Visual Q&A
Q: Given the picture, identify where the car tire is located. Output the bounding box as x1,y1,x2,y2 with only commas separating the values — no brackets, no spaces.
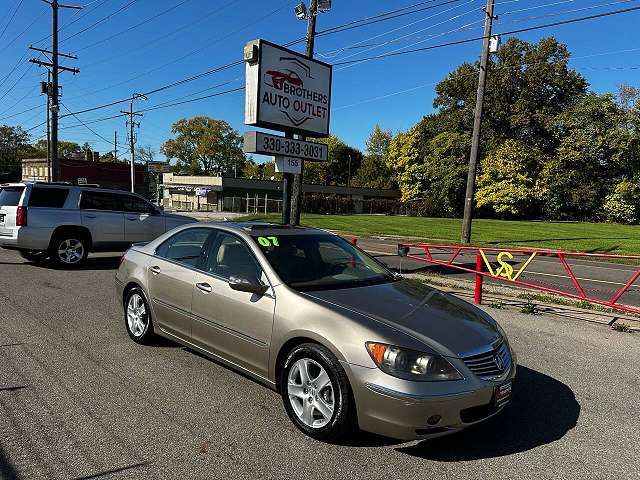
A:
49,233,89,267
19,250,48,263
280,343,356,442
124,287,155,344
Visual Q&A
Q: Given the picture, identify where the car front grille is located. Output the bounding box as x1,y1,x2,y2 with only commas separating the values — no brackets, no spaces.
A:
461,341,511,380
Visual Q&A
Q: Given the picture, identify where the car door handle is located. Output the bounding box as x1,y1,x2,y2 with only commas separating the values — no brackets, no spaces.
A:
127,217,138,221
150,266,161,275
196,282,212,293
86,215,97,219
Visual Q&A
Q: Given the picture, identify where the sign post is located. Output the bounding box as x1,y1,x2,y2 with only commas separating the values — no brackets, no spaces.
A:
243,39,332,224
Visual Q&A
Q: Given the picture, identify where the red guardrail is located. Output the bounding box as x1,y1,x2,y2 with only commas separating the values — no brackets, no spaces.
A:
397,243,640,315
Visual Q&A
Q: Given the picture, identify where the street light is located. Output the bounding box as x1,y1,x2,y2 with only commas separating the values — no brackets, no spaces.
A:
317,0,331,12
294,0,331,20
294,2,307,19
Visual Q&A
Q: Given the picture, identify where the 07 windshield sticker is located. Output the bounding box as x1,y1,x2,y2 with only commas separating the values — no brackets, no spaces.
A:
257,236,279,247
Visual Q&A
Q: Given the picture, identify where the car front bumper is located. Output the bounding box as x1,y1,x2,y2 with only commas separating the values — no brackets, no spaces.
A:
344,360,517,441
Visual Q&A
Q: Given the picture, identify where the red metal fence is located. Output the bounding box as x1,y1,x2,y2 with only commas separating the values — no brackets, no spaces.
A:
397,243,640,315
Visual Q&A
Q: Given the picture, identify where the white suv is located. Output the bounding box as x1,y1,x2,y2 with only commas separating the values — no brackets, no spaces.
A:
0,182,196,266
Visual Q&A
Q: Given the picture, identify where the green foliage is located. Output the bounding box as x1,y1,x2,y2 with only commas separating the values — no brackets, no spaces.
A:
0,125,35,180
602,179,640,224
388,129,470,216
302,135,363,186
352,125,395,189
539,93,639,220
434,37,588,153
476,139,543,218
243,159,279,181
161,116,245,176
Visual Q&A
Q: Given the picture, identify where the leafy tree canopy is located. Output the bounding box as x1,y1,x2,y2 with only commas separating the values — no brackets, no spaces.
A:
161,116,245,176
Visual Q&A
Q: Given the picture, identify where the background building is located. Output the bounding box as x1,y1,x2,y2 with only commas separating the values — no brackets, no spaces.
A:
22,158,148,194
162,173,400,214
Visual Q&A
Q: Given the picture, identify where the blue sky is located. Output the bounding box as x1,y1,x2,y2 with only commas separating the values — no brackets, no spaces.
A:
1,0,640,163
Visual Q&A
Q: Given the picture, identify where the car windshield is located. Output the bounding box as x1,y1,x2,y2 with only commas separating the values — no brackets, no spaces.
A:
252,232,395,291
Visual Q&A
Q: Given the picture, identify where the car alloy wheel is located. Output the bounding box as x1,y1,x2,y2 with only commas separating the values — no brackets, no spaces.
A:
127,293,149,338
57,238,85,265
281,343,356,441
287,358,335,428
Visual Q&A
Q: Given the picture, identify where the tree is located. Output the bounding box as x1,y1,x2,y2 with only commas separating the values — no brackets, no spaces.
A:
540,93,638,220
352,125,395,189
0,125,33,181
33,139,83,158
433,37,588,153
135,145,156,164
313,135,363,186
161,116,245,176
475,140,543,218
602,179,640,224
243,158,279,180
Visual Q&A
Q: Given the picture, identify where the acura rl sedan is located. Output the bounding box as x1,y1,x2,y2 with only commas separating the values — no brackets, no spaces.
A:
115,222,516,441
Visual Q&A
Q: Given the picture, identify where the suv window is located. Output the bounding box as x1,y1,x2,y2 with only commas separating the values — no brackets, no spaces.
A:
80,191,123,211
122,195,156,214
0,187,24,206
28,187,69,208
205,233,262,282
156,228,212,267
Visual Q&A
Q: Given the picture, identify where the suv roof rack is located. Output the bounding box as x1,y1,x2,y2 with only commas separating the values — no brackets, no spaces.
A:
31,181,73,185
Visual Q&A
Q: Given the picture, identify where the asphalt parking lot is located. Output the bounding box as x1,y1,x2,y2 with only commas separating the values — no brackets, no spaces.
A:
1,248,639,480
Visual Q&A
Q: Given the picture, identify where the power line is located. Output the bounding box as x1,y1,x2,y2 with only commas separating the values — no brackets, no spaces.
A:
316,0,469,37
73,0,192,53
332,4,640,66
23,0,640,127
59,0,137,44
328,1,480,63
0,0,25,42
30,0,114,45
60,102,113,144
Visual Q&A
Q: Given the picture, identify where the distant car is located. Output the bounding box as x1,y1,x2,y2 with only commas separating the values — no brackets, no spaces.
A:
0,182,196,267
115,222,516,441
265,69,303,89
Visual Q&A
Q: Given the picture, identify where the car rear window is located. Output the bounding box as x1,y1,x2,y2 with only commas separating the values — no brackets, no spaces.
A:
28,187,69,208
0,187,24,206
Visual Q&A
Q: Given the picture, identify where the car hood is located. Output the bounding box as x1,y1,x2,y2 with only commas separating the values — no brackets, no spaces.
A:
303,279,502,357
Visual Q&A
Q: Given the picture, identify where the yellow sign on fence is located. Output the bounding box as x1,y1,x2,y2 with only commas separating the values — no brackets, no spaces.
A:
479,250,536,282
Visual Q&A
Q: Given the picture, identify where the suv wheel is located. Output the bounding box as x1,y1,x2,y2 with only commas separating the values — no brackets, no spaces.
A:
50,234,88,267
124,288,154,344
280,343,356,442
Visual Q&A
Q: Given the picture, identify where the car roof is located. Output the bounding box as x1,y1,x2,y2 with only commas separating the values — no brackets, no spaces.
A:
209,221,327,236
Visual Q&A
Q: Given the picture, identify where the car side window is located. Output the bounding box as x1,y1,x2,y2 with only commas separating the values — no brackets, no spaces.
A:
155,228,213,268
122,195,156,214
28,187,69,208
205,233,262,283
79,191,124,211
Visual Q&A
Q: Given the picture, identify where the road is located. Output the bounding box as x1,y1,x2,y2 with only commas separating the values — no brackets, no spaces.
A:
354,237,640,308
1,247,639,480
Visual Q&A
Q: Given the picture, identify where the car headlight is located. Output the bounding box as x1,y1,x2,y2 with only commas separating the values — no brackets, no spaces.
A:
365,342,462,382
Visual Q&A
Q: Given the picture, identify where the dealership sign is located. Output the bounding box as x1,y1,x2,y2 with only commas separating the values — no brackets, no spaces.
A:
243,131,328,162
244,39,332,137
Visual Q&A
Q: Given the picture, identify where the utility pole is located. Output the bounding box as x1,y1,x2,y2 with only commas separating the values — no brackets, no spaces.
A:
113,131,118,161
290,0,318,225
33,1,81,181
461,0,495,244
121,101,143,192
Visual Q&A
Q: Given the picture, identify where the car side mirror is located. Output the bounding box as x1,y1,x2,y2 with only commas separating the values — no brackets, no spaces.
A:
228,276,269,295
